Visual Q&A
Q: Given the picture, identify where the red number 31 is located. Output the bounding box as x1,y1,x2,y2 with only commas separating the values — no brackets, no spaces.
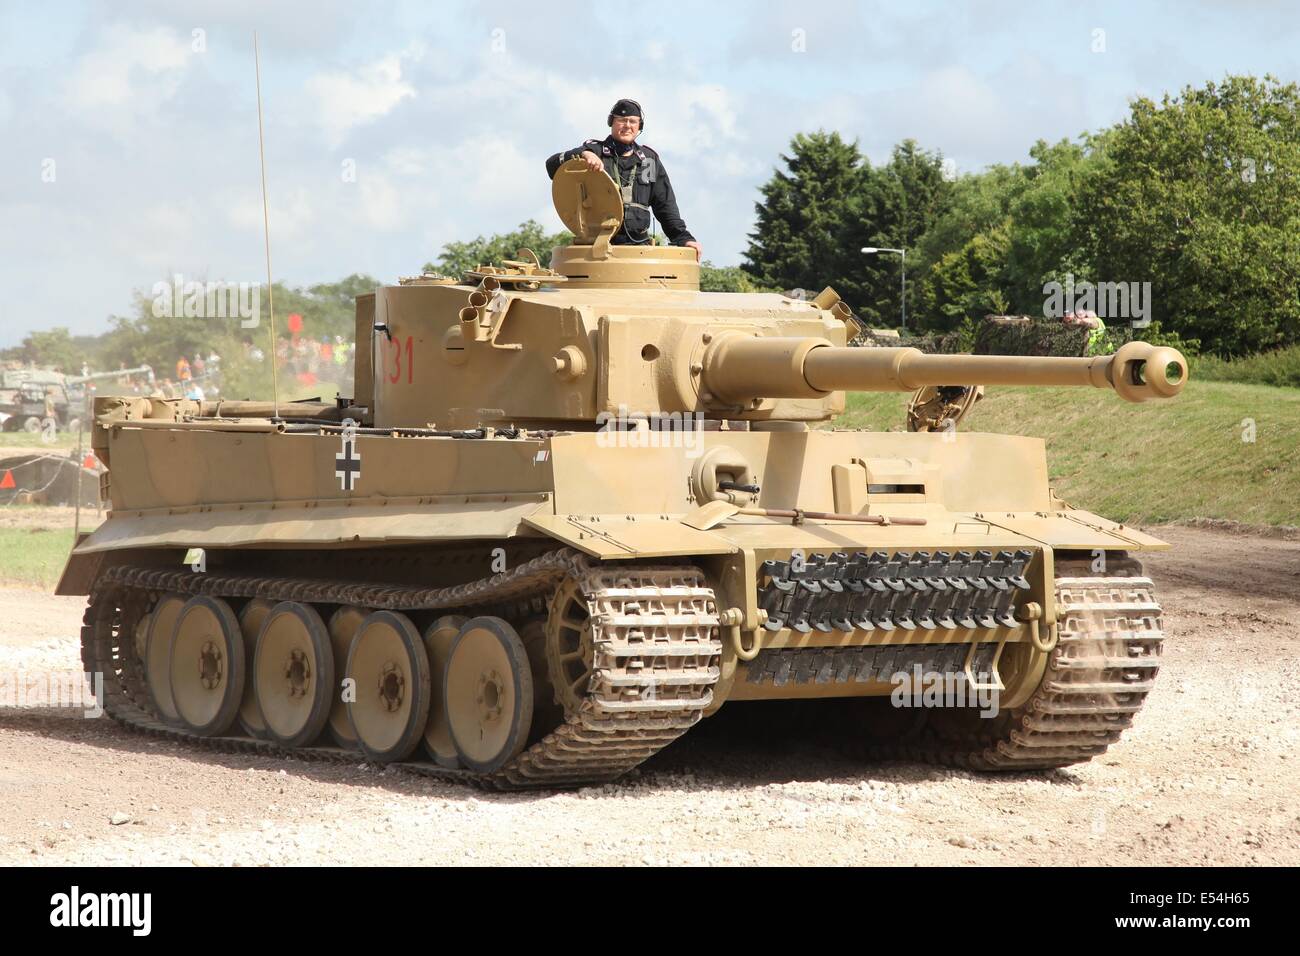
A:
386,335,413,384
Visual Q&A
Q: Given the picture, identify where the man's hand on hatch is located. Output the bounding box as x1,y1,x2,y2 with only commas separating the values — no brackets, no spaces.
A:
580,150,604,173
684,240,702,261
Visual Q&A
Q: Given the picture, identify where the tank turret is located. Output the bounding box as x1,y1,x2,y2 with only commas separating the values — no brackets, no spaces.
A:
359,160,1185,429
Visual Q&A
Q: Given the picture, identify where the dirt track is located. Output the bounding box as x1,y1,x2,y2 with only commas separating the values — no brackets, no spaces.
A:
1,524,1297,866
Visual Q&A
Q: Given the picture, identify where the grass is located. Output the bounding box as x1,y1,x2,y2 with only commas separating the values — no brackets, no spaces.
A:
0,431,78,451
0,527,78,590
1192,344,1300,389
838,379,1300,526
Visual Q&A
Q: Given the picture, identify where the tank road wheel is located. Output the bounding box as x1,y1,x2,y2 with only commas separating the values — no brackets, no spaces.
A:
254,602,334,748
144,593,186,723
327,606,367,750
421,614,467,768
169,596,244,736
543,577,595,715
236,599,274,739
444,617,534,774
132,611,152,663
345,611,431,763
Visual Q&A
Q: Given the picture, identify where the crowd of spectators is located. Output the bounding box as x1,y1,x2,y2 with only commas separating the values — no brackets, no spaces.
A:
275,335,353,389
153,335,352,400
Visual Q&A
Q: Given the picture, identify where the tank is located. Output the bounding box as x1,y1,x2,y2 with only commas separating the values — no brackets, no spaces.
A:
58,160,1187,788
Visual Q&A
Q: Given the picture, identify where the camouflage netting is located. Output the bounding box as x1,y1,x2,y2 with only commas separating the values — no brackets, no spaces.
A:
972,315,1132,357
853,328,966,354
852,316,1136,356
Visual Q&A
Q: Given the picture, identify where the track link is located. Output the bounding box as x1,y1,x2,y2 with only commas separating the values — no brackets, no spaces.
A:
860,563,1164,770
83,551,721,790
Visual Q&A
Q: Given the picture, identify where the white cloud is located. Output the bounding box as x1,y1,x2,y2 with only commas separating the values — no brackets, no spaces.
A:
361,138,537,238
357,173,405,230
307,51,418,146
227,187,318,246
62,24,190,111
383,146,431,176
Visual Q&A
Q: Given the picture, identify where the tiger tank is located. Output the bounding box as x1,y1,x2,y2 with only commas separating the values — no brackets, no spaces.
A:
58,160,1188,788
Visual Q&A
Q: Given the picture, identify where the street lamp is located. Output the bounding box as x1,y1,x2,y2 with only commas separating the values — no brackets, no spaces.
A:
861,246,906,331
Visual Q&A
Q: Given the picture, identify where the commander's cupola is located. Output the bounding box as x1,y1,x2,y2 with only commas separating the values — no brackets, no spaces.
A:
548,159,700,291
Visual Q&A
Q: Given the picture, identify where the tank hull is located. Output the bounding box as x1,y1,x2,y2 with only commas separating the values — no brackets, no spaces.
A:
61,416,1166,787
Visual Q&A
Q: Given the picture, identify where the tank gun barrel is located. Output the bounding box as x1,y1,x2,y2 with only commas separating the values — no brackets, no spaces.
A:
66,364,154,386
701,336,1187,404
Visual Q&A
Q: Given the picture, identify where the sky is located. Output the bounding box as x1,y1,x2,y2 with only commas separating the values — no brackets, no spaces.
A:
2,0,1300,347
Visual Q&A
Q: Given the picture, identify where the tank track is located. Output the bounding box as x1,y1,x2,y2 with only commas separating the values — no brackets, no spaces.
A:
859,560,1164,770
81,550,721,791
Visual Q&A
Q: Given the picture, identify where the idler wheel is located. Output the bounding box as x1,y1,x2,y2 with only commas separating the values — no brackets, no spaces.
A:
236,599,274,738
254,602,334,748
144,593,186,723
327,605,368,750
444,617,534,774
421,614,467,767
345,611,430,763
169,596,244,736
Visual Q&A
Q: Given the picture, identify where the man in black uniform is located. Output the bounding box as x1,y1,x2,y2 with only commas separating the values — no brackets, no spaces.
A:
545,98,701,259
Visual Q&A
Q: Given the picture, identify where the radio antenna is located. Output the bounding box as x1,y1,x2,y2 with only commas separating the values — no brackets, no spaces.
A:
253,31,281,418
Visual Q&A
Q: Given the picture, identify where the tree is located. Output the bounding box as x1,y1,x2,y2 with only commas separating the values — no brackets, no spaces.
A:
742,131,868,306
1005,137,1102,308
908,140,1106,330
927,221,1015,325
911,162,1026,328
425,220,572,277
699,262,767,293
1076,74,1300,354
308,274,385,307
744,134,956,326
850,140,953,326
2,327,88,372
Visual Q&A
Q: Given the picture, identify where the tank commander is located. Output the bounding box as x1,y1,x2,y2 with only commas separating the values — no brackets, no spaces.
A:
545,98,702,260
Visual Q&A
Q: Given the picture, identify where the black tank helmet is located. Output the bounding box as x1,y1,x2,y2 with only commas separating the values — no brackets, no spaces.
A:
607,97,643,131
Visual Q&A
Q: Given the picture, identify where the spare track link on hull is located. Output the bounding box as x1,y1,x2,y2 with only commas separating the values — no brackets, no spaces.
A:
82,550,722,791
862,565,1164,770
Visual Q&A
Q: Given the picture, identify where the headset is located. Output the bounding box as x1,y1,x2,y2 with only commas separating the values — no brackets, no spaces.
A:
607,98,644,131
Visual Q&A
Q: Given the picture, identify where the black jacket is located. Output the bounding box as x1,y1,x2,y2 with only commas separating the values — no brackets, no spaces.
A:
546,136,695,246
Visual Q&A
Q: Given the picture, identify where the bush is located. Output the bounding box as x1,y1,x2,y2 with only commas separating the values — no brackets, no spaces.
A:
1130,321,1200,355
969,316,1203,358
1192,345,1300,388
